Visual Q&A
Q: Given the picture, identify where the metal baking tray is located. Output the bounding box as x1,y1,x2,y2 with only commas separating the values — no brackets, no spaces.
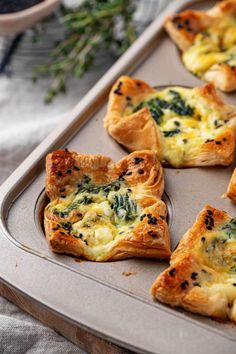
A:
1,1,236,353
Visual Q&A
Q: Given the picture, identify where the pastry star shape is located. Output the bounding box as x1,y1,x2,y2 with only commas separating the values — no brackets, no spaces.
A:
104,75,236,168
44,149,171,261
151,205,236,322
165,0,236,92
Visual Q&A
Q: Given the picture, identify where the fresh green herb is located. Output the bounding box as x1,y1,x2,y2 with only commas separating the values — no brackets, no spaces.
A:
222,218,236,238
133,97,168,124
168,90,194,116
113,193,137,221
34,0,136,103
61,222,72,233
163,128,181,137
230,265,236,273
76,180,121,195
53,195,93,216
133,90,194,126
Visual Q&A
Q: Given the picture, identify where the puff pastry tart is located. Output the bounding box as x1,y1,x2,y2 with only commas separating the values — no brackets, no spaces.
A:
151,205,236,322
227,168,236,203
104,75,236,168
44,149,171,261
165,0,236,92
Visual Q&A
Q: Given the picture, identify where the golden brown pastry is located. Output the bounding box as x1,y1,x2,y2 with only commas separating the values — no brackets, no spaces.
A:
44,149,171,261
165,0,236,92
227,168,236,203
104,76,236,168
151,205,236,323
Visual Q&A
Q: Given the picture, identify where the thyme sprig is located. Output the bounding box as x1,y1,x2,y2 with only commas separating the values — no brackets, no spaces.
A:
34,0,136,103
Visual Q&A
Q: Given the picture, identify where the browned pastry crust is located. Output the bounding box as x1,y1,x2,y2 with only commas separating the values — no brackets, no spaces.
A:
151,205,236,322
44,149,171,261
165,0,236,92
227,168,236,203
165,10,211,52
104,76,236,168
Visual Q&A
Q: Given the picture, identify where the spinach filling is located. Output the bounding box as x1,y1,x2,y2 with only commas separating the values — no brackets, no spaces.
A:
53,195,94,217
76,178,121,195
112,193,138,221
53,176,138,223
133,90,194,127
221,218,236,239
201,219,236,271
163,128,181,137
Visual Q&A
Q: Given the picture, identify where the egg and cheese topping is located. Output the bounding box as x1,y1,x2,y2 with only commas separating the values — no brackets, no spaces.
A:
193,215,236,303
183,14,236,78
124,86,226,167
47,177,143,261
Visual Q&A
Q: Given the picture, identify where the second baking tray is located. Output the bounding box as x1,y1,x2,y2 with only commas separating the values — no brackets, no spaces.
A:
1,0,236,353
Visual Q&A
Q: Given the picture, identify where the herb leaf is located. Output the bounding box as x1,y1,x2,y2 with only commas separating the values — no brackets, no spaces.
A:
34,0,137,103
113,193,138,221
133,89,194,126
163,128,181,137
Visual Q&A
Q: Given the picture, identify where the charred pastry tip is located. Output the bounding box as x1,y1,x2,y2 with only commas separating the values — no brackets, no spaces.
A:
206,226,213,230
173,16,181,22
125,170,132,176
140,214,146,221
147,215,158,225
114,81,123,96
148,231,158,238
133,157,144,164
169,268,176,277
193,282,201,287
180,280,189,290
191,272,198,280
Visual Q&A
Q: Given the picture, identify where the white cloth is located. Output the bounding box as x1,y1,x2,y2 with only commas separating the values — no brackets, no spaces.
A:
0,297,84,353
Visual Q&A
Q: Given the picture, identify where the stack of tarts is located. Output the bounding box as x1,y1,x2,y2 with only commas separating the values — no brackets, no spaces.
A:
44,0,236,326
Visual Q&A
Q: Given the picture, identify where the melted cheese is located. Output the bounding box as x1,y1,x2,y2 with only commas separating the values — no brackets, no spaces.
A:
183,15,236,77
124,86,226,167
47,181,143,261
193,219,236,306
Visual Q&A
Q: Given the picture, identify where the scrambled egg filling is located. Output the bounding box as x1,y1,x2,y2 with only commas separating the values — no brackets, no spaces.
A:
183,15,236,77
124,86,226,167
194,217,236,304
47,178,142,260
